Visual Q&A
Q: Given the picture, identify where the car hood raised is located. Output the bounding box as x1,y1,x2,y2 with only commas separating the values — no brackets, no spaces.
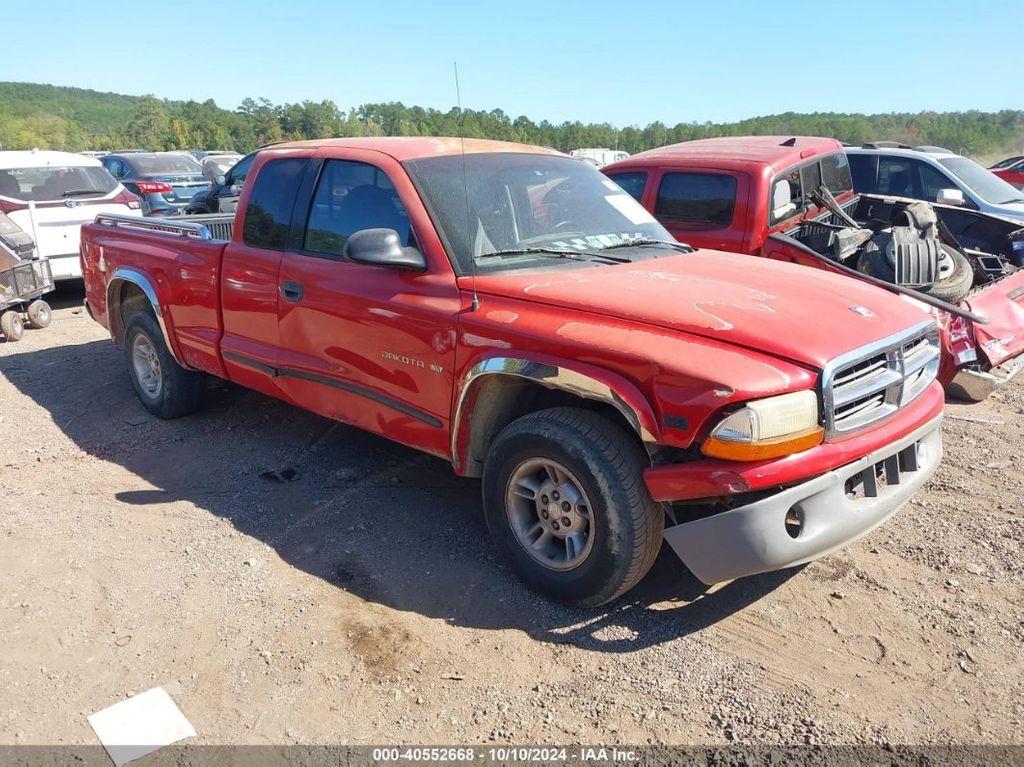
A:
470,250,933,370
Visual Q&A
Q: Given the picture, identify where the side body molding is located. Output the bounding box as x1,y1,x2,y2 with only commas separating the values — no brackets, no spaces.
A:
105,267,189,368
451,356,659,469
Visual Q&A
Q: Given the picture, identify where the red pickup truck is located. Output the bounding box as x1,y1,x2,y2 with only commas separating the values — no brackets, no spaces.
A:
604,137,1024,401
81,137,944,607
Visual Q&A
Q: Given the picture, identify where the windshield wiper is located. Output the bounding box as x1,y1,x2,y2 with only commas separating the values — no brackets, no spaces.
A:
595,238,694,254
62,189,104,197
476,247,631,264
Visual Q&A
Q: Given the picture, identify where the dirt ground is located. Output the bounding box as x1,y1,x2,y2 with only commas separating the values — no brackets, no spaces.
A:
1,283,1022,750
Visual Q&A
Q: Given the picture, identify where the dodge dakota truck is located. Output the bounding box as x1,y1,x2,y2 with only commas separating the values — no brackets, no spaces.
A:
604,137,1024,401
81,138,944,607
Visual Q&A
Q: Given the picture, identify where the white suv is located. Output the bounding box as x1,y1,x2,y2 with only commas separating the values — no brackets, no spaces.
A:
848,144,1024,222
0,150,142,280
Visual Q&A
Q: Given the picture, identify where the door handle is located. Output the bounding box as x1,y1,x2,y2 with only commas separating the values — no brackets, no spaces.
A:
281,281,304,302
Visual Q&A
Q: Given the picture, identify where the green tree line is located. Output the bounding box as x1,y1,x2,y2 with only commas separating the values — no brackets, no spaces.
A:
1,82,1022,160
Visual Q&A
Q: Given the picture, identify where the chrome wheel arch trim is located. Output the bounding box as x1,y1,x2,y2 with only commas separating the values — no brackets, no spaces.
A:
450,356,657,467
106,267,188,368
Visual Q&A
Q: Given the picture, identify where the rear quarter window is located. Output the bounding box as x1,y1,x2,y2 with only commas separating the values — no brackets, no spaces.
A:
848,154,877,193
605,171,648,202
242,158,306,250
654,172,737,228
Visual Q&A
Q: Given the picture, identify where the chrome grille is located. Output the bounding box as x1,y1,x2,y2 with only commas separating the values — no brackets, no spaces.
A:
822,321,940,437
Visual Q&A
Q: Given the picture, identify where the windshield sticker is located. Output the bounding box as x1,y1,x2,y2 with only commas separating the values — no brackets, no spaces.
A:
547,232,649,250
604,194,657,225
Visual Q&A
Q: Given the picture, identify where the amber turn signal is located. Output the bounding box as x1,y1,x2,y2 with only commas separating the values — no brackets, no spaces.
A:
701,425,825,462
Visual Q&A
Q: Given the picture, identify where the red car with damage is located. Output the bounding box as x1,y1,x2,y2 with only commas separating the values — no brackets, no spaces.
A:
604,137,1024,401
81,138,943,607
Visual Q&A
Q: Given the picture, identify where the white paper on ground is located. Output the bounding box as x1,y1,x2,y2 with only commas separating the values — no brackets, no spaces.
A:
87,686,196,767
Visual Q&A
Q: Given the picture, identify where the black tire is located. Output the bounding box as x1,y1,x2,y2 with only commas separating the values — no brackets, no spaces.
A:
857,242,973,303
124,309,205,419
1,311,24,341
26,300,52,329
482,407,663,607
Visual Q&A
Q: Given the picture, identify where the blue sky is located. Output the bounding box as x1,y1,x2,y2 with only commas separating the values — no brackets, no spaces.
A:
4,0,1018,126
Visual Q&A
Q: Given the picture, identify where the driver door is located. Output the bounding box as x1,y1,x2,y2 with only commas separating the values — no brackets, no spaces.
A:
274,153,460,458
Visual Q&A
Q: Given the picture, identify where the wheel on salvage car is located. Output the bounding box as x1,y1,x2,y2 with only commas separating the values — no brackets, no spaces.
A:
124,309,205,419
481,407,664,607
26,299,52,329
1,310,24,342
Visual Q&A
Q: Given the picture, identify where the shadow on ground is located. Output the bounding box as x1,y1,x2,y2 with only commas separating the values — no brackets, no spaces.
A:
3,313,798,652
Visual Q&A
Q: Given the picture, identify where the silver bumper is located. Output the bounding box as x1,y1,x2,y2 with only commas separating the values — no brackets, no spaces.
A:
663,416,943,585
948,357,1024,402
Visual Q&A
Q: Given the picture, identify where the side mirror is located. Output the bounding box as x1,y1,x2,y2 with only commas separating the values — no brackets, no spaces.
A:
343,228,426,272
937,188,965,207
216,174,226,186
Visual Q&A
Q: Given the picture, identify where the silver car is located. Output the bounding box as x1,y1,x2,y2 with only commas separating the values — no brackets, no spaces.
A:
848,144,1024,222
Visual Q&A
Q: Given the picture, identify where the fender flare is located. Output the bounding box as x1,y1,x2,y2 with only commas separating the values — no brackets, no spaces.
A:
450,355,660,470
105,267,189,368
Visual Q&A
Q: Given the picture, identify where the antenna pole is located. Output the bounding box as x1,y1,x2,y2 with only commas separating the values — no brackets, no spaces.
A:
455,62,480,312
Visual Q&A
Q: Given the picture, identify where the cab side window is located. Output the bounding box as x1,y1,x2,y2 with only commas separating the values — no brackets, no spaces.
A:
605,172,648,203
877,158,915,197
242,158,306,251
655,172,737,228
917,162,953,201
303,160,411,257
848,154,878,193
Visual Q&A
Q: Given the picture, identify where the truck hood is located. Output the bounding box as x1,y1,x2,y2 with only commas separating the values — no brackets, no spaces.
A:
469,250,933,370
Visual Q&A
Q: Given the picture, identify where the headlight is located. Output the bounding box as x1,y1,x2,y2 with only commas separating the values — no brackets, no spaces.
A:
701,390,823,461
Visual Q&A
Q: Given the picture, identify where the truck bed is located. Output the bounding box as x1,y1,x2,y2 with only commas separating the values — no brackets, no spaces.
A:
81,213,229,376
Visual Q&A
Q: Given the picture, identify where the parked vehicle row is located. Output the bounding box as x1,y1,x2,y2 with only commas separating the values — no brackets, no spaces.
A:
8,132,1024,609
100,152,212,217
81,137,946,607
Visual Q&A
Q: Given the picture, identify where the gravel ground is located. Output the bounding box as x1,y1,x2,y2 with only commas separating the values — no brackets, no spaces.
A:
0,283,1021,750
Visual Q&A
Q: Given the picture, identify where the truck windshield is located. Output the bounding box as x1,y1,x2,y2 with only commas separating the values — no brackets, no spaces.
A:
405,153,673,274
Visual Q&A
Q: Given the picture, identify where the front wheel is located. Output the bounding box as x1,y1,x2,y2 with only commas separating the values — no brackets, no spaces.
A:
482,407,663,607
124,310,205,418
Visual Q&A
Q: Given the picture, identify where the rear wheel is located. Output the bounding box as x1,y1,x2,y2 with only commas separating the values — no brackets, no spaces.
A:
26,300,52,329
482,407,663,607
1,311,24,341
124,309,205,418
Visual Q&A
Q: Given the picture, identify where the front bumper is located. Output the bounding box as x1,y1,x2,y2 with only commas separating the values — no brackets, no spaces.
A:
948,356,1024,402
663,414,943,585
